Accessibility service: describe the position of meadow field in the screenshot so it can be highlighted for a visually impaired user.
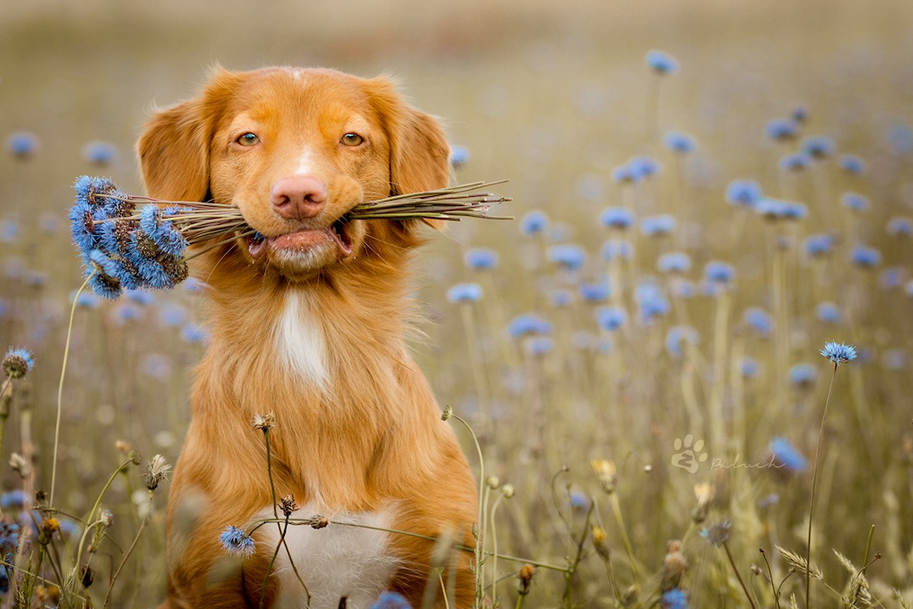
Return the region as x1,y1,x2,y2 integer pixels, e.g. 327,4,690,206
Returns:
1,0,912,606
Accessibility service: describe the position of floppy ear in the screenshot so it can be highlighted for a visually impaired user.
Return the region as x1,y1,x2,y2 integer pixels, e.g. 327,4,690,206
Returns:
137,98,212,202
365,77,451,197
137,68,242,202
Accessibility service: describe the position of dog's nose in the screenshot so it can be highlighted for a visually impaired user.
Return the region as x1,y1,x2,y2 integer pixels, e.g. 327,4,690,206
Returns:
271,176,327,219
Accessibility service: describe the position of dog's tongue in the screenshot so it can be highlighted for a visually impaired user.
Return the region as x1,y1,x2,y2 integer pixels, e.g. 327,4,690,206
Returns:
248,238,268,259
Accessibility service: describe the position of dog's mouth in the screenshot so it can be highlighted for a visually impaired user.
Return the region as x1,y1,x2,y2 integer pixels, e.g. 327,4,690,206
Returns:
246,218,354,260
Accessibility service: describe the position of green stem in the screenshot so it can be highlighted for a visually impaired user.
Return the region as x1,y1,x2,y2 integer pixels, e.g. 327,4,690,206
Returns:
723,541,757,609
103,493,152,609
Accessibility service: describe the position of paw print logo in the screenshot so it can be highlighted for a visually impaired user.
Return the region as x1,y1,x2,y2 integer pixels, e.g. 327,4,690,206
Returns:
671,435,708,474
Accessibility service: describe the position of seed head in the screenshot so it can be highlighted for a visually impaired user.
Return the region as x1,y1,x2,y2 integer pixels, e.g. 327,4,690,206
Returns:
219,525,255,558
517,564,536,596
661,540,689,591
3,347,34,379
279,495,299,518
309,515,330,529
441,405,453,421
591,526,610,560
820,341,857,365
592,459,617,494
143,454,171,491
252,412,276,432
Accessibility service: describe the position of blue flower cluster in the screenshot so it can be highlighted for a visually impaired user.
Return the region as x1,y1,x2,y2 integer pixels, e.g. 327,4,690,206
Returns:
219,525,256,558
69,176,189,299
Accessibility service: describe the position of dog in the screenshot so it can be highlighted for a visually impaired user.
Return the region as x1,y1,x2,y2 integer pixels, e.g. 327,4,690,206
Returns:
138,66,478,609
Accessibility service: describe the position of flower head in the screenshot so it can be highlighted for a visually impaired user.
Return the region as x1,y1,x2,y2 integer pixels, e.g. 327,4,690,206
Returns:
664,131,696,154
600,207,634,230
370,591,412,609
220,525,256,558
646,50,678,74
769,437,808,472
850,245,881,268
83,141,118,165
464,248,499,270
449,145,470,168
547,244,586,271
507,314,552,339
765,119,798,141
519,210,548,236
820,341,857,365
698,520,732,547
779,152,811,172
3,347,34,379
7,132,39,158
802,135,835,159
640,215,676,237
252,412,276,432
596,306,627,332
839,154,865,174
657,252,691,274
804,234,835,257
143,454,171,491
789,364,817,387
447,283,483,304
743,307,773,336
725,180,763,208
661,588,690,609
841,192,869,212
580,282,611,303
704,261,734,285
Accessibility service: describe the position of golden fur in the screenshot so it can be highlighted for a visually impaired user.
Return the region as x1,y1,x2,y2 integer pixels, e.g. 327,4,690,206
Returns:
138,67,477,609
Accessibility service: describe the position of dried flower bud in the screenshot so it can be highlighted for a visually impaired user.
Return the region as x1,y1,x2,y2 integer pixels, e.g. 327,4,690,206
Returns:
309,515,329,529
279,495,299,518
592,526,611,561
591,459,617,494
128,450,142,466
10,453,27,478
144,454,171,491
661,539,688,591
517,564,536,596
115,440,131,454
486,476,500,490
502,484,515,498
81,565,94,588
38,517,60,545
100,509,114,527
252,412,276,432
441,405,453,421
692,482,715,524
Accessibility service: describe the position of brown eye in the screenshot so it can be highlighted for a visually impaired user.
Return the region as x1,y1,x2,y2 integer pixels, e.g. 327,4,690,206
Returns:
341,133,364,147
237,133,260,146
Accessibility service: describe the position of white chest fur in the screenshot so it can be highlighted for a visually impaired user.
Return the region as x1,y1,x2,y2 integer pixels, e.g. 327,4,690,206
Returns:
274,291,329,391
258,503,400,609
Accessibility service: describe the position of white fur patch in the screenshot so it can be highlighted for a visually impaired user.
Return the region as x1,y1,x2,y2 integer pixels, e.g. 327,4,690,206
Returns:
259,503,399,609
296,147,316,176
274,291,328,390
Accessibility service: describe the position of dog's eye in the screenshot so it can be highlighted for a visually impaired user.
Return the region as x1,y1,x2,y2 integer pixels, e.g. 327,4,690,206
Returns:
341,133,364,147
237,133,260,146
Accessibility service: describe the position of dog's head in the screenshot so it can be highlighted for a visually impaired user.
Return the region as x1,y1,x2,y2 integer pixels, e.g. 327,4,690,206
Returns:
138,67,450,281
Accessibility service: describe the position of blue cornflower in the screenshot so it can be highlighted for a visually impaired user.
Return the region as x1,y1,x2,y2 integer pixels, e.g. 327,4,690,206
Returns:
611,163,636,183
881,267,903,289
664,131,696,154
781,202,808,220
88,249,120,278
770,437,808,472
0,221,18,244
839,154,865,174
370,591,412,609
671,279,695,299
0,490,26,510
640,215,676,237
73,175,118,207
83,141,118,165
816,302,841,324
646,50,678,74
765,119,798,141
850,245,881,268
599,207,634,230
447,282,483,303
550,289,573,307
887,217,913,237
740,357,760,378
2,348,33,379
139,205,189,258
0,517,20,556
802,135,836,159
661,588,689,609
111,303,143,326
820,341,857,365
547,244,586,271
725,180,763,208
743,307,772,336
789,364,817,386
804,234,834,257
125,289,155,305
464,248,499,270
628,156,661,180
182,323,209,343
580,282,611,303
507,314,552,339
519,210,548,236
88,270,123,300
69,198,101,255
219,525,255,558
698,519,732,547
704,261,734,285
889,124,913,155
526,336,554,356
779,152,811,172
657,252,691,274
600,240,633,261
665,325,698,357
159,304,188,327
72,290,102,308
7,132,38,158
568,492,590,510
449,145,470,168
841,192,868,212
595,306,627,332
792,105,808,123
637,283,670,322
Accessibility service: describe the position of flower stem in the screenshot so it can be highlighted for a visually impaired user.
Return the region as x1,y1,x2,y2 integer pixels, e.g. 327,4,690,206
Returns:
806,362,838,609
723,541,757,609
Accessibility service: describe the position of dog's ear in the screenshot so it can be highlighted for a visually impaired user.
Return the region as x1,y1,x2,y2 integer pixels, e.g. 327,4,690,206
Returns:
365,77,451,198
137,68,237,202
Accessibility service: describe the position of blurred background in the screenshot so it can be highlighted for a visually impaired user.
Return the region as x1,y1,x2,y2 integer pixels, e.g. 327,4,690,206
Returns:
1,0,913,606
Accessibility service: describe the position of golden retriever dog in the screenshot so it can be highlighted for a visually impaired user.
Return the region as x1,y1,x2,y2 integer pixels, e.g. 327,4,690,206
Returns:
138,66,477,609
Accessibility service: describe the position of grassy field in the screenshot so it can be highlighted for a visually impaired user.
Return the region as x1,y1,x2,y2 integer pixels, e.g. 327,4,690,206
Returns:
1,0,912,606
